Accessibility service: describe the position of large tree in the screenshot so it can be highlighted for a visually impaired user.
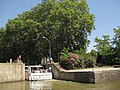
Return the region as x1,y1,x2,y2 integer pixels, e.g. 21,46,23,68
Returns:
0,0,95,63
112,27,120,64
0,28,5,62
94,27,120,65
94,35,112,64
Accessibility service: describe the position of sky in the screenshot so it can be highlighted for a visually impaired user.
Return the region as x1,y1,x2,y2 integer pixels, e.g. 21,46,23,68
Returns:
87,0,120,51
0,0,120,51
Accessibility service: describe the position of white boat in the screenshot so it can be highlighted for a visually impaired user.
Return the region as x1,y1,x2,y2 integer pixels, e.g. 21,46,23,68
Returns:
25,65,52,80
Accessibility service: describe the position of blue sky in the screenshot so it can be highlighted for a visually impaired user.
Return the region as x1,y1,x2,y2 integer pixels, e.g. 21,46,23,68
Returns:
0,0,40,27
0,0,120,51
86,0,120,51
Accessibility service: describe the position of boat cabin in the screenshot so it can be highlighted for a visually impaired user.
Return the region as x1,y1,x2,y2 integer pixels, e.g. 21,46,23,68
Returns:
25,65,52,80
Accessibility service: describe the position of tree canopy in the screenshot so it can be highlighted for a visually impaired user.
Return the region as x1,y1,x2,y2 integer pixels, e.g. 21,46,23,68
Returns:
94,26,120,65
0,0,95,64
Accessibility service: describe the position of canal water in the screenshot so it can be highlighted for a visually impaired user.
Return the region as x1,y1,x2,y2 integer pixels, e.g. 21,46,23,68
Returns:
0,80,120,90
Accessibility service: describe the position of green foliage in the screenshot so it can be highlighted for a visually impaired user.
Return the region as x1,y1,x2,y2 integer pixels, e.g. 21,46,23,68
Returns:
0,19,43,63
17,0,95,59
83,53,96,68
112,27,120,64
59,48,96,70
94,27,120,65
60,52,81,70
76,49,96,68
0,0,95,64
90,49,98,57
60,47,69,59
94,35,112,64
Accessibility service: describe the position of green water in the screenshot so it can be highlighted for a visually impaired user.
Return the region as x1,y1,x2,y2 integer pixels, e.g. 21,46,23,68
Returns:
0,80,120,90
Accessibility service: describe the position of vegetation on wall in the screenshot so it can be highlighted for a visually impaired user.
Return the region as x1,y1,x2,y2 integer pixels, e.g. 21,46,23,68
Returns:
59,48,97,70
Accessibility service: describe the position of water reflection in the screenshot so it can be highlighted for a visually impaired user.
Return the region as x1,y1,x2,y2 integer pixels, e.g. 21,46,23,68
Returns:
0,81,52,90
0,80,120,90
0,81,26,90
52,80,120,90
29,81,52,90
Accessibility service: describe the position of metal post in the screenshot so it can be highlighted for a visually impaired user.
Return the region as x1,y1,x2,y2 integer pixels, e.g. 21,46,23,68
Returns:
43,36,52,63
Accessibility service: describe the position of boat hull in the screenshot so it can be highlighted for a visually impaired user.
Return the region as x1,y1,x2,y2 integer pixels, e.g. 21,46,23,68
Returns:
28,73,52,81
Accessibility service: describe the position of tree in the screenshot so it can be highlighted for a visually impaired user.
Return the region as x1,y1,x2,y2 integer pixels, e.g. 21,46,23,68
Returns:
1,19,44,64
94,35,112,64
0,28,5,62
22,0,95,60
112,26,120,64
0,0,95,63
94,27,120,65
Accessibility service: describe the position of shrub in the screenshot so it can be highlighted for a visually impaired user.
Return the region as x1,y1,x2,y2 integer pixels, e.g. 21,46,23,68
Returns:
84,56,96,68
59,53,80,70
59,48,97,70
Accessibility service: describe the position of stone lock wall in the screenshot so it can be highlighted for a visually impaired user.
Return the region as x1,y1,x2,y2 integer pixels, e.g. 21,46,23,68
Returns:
94,69,120,83
51,63,95,83
0,63,25,83
51,63,120,83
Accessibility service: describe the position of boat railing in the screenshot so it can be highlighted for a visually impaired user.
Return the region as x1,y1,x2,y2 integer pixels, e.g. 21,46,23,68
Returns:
25,65,52,73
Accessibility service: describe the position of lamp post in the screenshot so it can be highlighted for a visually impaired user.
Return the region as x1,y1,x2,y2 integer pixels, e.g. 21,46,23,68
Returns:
43,36,52,63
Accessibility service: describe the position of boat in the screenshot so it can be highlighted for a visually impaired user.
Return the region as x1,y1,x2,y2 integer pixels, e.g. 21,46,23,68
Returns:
25,65,52,80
